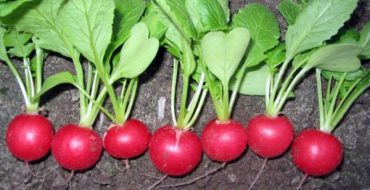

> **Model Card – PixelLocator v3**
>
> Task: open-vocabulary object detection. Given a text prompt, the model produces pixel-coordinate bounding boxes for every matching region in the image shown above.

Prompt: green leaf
[332,28,360,45]
[185,0,228,33]
[4,29,33,57]
[292,49,316,68]
[114,23,159,79]
[266,43,286,68]
[0,0,30,17]
[105,0,146,61]
[37,71,78,98]
[285,0,358,60]
[306,44,362,72]
[238,63,269,96]
[359,22,370,59]
[6,0,72,57]
[155,0,197,40]
[277,0,303,25]
[0,27,9,61]
[233,3,280,67]
[201,27,250,84]
[322,68,367,81]
[141,3,167,39]
[59,0,115,63]
[217,0,229,22]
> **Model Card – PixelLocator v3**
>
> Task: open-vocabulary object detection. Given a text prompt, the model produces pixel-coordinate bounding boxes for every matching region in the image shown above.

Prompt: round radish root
[103,119,151,159]
[201,119,247,162]
[247,114,294,158]
[51,124,103,171]
[292,129,343,176]
[149,125,202,176]
[6,114,53,161]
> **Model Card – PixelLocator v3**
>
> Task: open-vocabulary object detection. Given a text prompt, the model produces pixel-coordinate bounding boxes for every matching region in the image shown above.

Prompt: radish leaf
[141,3,167,39]
[4,30,33,58]
[0,27,8,61]
[233,3,280,68]
[306,44,362,72]
[37,71,79,98]
[4,0,71,57]
[0,0,30,17]
[286,0,358,60]
[238,64,269,96]
[105,0,146,60]
[155,0,197,40]
[359,22,370,59]
[277,0,303,25]
[186,0,228,33]
[201,27,250,85]
[217,0,229,22]
[59,0,115,64]
[114,23,159,79]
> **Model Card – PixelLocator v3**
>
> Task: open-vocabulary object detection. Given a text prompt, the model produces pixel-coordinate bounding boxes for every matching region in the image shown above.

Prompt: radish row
[1,0,369,189]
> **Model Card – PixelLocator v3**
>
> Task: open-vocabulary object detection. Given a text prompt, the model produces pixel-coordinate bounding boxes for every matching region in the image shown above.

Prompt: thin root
[147,175,167,190]
[115,159,130,173]
[158,162,227,188]
[25,162,57,179]
[248,158,268,190]
[296,173,309,190]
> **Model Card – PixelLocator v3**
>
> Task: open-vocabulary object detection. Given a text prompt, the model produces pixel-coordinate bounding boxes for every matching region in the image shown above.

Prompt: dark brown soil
[1,1,369,190]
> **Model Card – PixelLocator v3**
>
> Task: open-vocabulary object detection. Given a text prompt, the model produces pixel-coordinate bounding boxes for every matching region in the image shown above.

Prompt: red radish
[247,114,294,158]
[149,125,202,176]
[292,129,343,176]
[103,119,151,159]
[6,114,53,161]
[201,119,247,162]
[51,124,103,171]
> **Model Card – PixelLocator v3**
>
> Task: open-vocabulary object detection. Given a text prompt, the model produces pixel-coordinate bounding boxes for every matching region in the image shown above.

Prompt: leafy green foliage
[186,0,228,33]
[0,27,9,61]
[238,64,269,96]
[113,23,159,79]
[0,0,30,17]
[59,0,115,64]
[233,3,280,67]
[141,3,167,39]
[277,0,303,25]
[155,0,197,40]
[38,71,78,98]
[4,0,71,57]
[105,0,146,60]
[306,44,362,72]
[316,69,370,132]
[359,22,370,59]
[330,28,359,45]
[3,30,33,57]
[201,27,250,85]
[265,44,285,68]
[285,0,358,60]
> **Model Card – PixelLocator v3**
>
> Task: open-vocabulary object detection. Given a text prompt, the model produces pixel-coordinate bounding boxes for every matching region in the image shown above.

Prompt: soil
[1,0,369,190]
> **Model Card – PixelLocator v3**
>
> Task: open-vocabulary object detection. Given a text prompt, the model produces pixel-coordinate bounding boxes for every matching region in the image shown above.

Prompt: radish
[149,125,202,176]
[292,129,343,176]
[103,119,151,159]
[147,59,206,177]
[97,23,158,164]
[6,114,53,161]
[201,119,247,162]
[200,27,250,163]
[247,114,293,158]
[52,124,103,171]
[0,28,54,163]
[292,68,369,188]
